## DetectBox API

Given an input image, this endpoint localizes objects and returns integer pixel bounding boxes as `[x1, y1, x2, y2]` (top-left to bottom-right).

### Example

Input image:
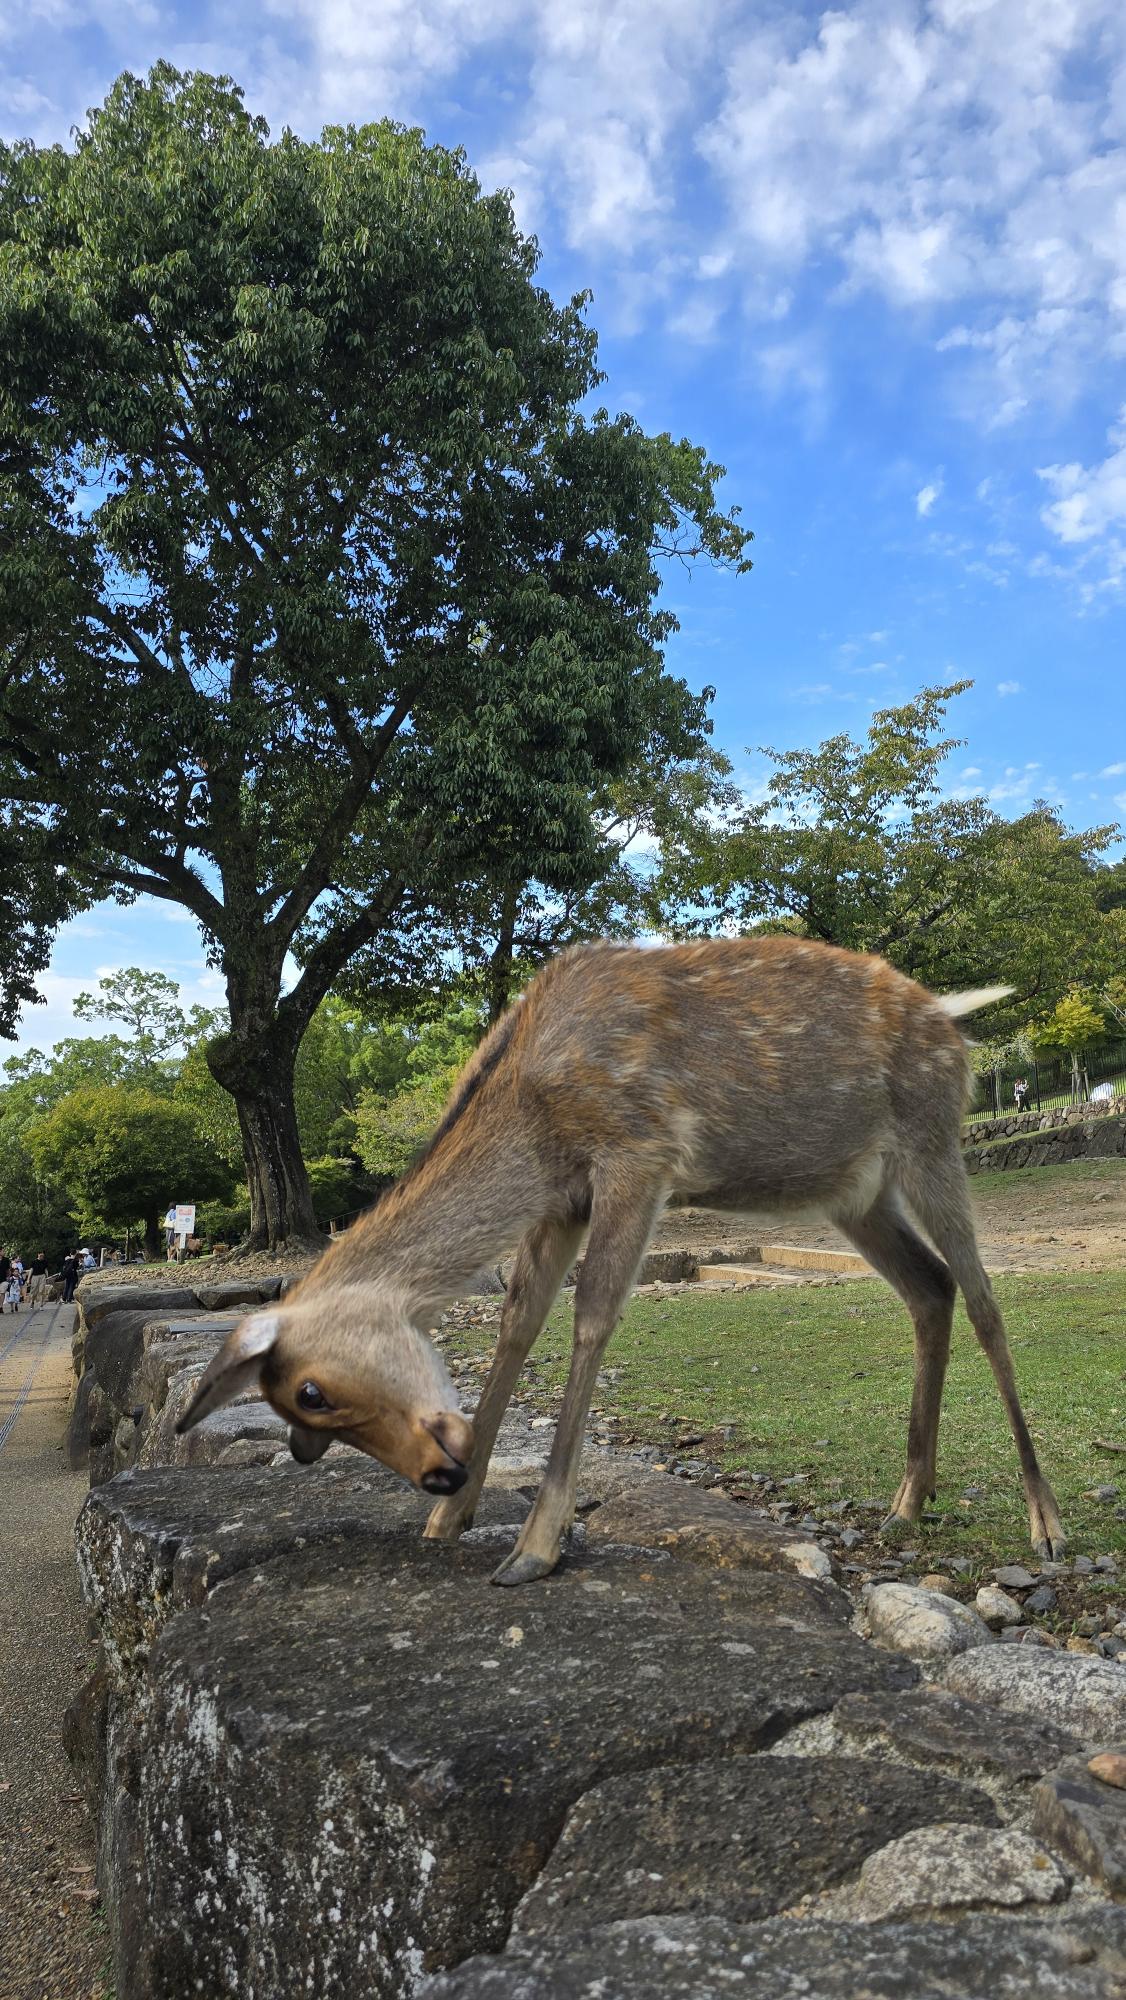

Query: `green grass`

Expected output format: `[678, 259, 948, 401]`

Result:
[442, 1269, 1126, 1569]
[970, 1155, 1126, 1195]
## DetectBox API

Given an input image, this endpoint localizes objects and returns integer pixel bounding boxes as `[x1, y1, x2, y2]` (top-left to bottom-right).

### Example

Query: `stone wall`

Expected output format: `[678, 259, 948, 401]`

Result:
[964, 1094, 1126, 1147]
[66, 1280, 1126, 1999]
[963, 1109, 1126, 1174]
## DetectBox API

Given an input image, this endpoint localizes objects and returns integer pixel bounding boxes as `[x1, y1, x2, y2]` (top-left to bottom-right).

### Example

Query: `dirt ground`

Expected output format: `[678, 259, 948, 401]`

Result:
[651, 1157, 1126, 1275]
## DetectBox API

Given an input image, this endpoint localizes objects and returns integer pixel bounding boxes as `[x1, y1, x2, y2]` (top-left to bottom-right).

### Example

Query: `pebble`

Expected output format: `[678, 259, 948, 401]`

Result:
[976, 1585, 1023, 1629]
[1023, 1585, 1057, 1616]
[863, 1582, 994, 1663]
[994, 1565, 1037, 1591]
[1089, 1753, 1126, 1790]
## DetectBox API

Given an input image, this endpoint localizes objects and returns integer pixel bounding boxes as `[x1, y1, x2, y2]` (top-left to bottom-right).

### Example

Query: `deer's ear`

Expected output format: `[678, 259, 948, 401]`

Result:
[176, 1315, 279, 1434]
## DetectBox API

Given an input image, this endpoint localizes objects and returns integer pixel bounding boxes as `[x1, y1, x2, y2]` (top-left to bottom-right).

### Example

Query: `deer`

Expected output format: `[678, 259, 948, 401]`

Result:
[178, 937, 1067, 1586]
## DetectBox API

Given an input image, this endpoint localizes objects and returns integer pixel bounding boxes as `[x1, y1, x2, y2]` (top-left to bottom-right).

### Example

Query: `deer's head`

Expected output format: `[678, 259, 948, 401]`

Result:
[176, 1290, 473, 1493]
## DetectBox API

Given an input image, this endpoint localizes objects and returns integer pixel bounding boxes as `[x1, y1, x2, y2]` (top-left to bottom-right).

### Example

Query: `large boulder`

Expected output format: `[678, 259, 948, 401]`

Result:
[588, 1482, 834, 1584]
[420, 1910, 1126, 1999]
[95, 1532, 916, 1998]
[941, 1648, 1126, 1743]
[831, 1687, 1083, 1787]
[511, 1754, 995, 1935]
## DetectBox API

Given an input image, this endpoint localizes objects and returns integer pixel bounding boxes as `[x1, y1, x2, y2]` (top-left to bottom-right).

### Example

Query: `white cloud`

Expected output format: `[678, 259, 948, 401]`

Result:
[1039, 407, 1126, 545]
[996, 679, 1022, 696]
[916, 481, 942, 517]
[1100, 761, 1126, 776]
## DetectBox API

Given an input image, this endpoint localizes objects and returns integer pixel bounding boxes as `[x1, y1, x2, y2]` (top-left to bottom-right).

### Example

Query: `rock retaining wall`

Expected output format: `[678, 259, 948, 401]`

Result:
[66, 1281, 1126, 1999]
[963, 1110, 1126, 1173]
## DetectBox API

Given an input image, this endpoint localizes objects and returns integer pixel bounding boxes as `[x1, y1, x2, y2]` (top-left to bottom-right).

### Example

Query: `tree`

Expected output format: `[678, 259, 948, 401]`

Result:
[27, 1085, 234, 1257]
[1033, 991, 1108, 1103]
[353, 998, 482, 1179]
[0, 66, 750, 1248]
[73, 967, 221, 1075]
[655, 684, 1117, 1019]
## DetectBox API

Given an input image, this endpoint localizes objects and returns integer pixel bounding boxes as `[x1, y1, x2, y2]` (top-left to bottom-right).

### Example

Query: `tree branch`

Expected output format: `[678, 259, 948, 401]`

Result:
[265, 689, 416, 946]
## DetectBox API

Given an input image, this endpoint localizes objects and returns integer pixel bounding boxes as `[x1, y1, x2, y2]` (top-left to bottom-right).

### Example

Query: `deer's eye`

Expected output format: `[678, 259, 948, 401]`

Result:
[297, 1381, 330, 1414]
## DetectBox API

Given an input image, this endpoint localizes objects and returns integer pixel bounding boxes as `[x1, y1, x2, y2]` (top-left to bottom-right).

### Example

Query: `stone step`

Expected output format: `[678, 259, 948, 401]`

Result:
[760, 1243, 872, 1274]
[695, 1264, 804, 1286]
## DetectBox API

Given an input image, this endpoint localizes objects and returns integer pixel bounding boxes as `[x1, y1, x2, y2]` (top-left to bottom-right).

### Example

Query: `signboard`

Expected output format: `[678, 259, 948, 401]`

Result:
[165, 1204, 197, 1239]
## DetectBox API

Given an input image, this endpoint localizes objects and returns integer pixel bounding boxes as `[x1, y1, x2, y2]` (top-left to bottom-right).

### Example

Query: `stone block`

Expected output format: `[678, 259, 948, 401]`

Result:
[760, 1243, 870, 1273]
[1034, 1748, 1126, 1898]
[192, 1279, 283, 1312]
[76, 1461, 531, 1673]
[588, 1482, 838, 1586]
[512, 1754, 995, 1935]
[420, 1910, 1126, 1999]
[98, 1534, 916, 1997]
[941, 1649, 1126, 1743]
[850, 1823, 1069, 1920]
[79, 1284, 198, 1328]
[832, 1687, 1082, 1785]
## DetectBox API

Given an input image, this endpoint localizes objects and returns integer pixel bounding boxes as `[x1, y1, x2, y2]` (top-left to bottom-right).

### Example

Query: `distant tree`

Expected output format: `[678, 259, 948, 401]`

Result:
[73, 967, 221, 1075]
[27, 1085, 234, 1257]
[655, 684, 1117, 1020]
[1033, 991, 1108, 1103]
[353, 1001, 482, 1180]
[0, 66, 750, 1248]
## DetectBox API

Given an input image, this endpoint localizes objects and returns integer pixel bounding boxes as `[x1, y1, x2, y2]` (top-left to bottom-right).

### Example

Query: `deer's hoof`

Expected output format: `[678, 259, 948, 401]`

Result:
[1032, 1531, 1069, 1562]
[490, 1549, 557, 1587]
[878, 1512, 913, 1542]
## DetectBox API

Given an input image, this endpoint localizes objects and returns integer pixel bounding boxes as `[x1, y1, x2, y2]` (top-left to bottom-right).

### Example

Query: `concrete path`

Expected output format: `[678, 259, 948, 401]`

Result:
[0, 1300, 105, 1998]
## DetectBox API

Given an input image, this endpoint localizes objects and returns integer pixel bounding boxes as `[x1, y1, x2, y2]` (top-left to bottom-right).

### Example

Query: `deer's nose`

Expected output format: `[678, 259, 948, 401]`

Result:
[421, 1464, 468, 1496]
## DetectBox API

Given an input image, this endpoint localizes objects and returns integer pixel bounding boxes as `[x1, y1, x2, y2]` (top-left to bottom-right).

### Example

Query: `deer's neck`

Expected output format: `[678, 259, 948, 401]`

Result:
[312, 1118, 548, 1320]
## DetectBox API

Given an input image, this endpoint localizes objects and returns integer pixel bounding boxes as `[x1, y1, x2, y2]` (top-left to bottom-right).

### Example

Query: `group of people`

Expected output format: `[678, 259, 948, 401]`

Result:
[0, 1246, 97, 1311]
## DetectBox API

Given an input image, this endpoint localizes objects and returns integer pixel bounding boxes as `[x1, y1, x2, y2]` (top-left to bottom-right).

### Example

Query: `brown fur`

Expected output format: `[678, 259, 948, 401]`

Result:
[179, 938, 1066, 1584]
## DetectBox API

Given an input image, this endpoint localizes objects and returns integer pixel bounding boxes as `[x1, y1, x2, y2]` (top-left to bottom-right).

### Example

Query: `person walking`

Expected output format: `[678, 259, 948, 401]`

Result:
[27, 1251, 50, 1308]
[61, 1250, 79, 1304]
[4, 1266, 22, 1313]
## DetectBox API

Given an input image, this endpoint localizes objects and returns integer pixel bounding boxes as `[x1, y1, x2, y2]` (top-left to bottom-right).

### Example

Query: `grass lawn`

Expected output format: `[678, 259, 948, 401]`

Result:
[441, 1268, 1126, 1574]
[969, 1156, 1126, 1192]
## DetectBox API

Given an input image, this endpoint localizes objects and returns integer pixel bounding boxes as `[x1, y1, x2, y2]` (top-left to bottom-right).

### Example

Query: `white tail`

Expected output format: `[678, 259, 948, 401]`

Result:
[936, 985, 1013, 1020]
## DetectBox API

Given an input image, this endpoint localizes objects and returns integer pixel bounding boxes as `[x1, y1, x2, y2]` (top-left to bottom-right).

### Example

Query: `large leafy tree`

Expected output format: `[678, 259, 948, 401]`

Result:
[27, 1084, 234, 1258]
[0, 66, 750, 1248]
[656, 684, 1117, 1019]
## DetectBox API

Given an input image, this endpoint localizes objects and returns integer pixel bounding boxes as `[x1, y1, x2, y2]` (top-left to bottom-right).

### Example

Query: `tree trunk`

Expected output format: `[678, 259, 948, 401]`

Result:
[144, 1211, 162, 1261]
[206, 1032, 323, 1253]
[486, 882, 519, 1025]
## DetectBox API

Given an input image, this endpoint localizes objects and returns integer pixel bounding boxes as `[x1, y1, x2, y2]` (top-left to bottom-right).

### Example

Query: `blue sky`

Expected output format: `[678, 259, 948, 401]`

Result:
[3, 0, 1125, 1055]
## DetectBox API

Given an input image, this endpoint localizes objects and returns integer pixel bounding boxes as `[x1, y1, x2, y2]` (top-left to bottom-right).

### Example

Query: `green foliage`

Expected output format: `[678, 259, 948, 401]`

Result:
[27, 1084, 234, 1238]
[0, 64, 749, 1241]
[1033, 992, 1108, 1055]
[195, 1195, 251, 1245]
[305, 1155, 366, 1226]
[354, 1074, 453, 1182]
[655, 684, 1117, 1020]
[73, 967, 221, 1075]
[352, 998, 482, 1181]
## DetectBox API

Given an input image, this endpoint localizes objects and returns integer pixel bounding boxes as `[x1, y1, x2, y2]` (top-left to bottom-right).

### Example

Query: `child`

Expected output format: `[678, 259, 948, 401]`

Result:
[5, 1269, 22, 1313]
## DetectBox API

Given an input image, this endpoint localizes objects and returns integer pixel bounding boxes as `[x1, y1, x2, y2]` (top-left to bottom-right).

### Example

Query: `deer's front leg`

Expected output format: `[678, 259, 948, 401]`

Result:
[491, 1182, 665, 1586]
[424, 1218, 584, 1544]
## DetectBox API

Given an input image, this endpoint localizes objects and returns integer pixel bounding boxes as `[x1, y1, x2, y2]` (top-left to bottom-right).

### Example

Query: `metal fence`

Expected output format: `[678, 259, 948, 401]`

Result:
[968, 1038, 1126, 1121]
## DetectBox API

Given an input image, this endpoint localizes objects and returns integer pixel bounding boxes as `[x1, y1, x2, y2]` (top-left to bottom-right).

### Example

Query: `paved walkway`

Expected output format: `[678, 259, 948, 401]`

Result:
[0, 1300, 105, 1998]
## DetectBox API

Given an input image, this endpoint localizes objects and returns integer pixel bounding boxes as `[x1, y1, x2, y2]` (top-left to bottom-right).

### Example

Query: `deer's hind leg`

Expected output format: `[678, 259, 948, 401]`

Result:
[491, 1177, 666, 1587]
[899, 1146, 1067, 1561]
[424, 1216, 586, 1545]
[839, 1187, 957, 1536]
